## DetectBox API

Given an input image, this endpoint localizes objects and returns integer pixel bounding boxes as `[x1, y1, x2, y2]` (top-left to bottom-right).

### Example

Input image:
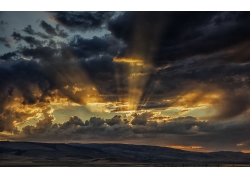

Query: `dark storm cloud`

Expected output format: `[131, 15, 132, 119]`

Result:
[11, 32, 44, 47]
[89, 117, 105, 127]
[67, 35, 124, 59]
[23, 25, 50, 39]
[23, 25, 35, 35]
[47, 40, 57, 48]
[79, 55, 114, 78]
[36, 32, 50, 39]
[0, 58, 64, 130]
[108, 12, 250, 64]
[0, 90, 8, 114]
[21, 46, 56, 59]
[59, 116, 85, 130]
[0, 33, 125, 109]
[68, 35, 109, 58]
[50, 11, 115, 31]
[20, 115, 132, 140]
[22, 36, 44, 48]
[0, 33, 121, 114]
[105, 115, 122, 126]
[40, 20, 57, 36]
[6, 60, 49, 105]
[133, 57, 250, 120]
[0, 52, 17, 60]
[211, 92, 250, 121]
[66, 35, 126, 96]
[108, 12, 250, 112]
[11, 32, 22, 41]
[0, 37, 11, 48]
[55, 24, 68, 38]
[131, 112, 151, 125]
[40, 20, 68, 38]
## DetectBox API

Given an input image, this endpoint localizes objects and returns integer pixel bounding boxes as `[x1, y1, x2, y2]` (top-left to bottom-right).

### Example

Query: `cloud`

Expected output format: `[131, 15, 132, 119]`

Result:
[14, 116, 249, 149]
[0, 15, 249, 133]
[0, 36, 11, 48]
[11, 32, 22, 41]
[132, 116, 201, 135]
[59, 116, 85, 130]
[19, 115, 131, 140]
[22, 107, 54, 134]
[11, 32, 44, 47]
[0, 59, 56, 133]
[22, 36, 44, 48]
[68, 35, 110, 58]
[0, 52, 17, 60]
[108, 12, 250, 64]
[50, 11, 115, 31]
[0, 35, 120, 124]
[40, 20, 57, 36]
[89, 117, 105, 127]
[20, 46, 56, 59]
[23, 25, 35, 35]
[129, 58, 250, 120]
[131, 112, 154, 125]
[23, 25, 50, 39]
[67, 35, 124, 59]
[211, 92, 250, 121]
[105, 115, 122, 126]
[40, 20, 68, 38]
[2, 32, 125, 108]
[2, 12, 250, 151]
[0, 111, 247, 151]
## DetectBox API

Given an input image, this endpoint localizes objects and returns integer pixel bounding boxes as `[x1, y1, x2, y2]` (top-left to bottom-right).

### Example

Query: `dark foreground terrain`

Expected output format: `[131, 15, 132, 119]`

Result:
[0, 141, 250, 167]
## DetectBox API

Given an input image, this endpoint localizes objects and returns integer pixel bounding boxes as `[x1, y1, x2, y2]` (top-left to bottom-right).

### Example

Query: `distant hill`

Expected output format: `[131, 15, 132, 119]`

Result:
[0, 141, 250, 167]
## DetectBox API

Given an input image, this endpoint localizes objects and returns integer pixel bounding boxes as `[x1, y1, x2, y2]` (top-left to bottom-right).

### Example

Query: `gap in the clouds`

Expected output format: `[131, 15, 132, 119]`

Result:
[15, 103, 218, 130]
[51, 104, 127, 124]
[17, 113, 44, 129]
[161, 106, 217, 120]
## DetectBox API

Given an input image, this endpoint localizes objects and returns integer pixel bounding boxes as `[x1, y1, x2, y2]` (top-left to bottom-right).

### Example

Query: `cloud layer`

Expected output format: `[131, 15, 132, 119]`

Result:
[1, 12, 250, 151]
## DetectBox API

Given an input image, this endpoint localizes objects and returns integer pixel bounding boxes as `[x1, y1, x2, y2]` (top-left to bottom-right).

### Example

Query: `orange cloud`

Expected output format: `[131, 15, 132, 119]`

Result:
[172, 89, 223, 108]
[241, 150, 250, 153]
[237, 143, 245, 147]
[166, 145, 212, 152]
[113, 57, 144, 66]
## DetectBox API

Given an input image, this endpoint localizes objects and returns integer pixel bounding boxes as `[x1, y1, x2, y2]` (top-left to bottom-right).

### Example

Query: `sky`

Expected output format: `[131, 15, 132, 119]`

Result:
[1, 11, 250, 152]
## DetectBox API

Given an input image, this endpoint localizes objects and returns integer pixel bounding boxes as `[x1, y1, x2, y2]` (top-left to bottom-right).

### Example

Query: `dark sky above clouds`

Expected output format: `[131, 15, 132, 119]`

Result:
[1, 11, 250, 152]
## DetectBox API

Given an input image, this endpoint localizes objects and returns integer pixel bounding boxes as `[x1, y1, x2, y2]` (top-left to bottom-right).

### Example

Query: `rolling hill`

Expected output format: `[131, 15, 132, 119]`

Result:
[0, 141, 250, 167]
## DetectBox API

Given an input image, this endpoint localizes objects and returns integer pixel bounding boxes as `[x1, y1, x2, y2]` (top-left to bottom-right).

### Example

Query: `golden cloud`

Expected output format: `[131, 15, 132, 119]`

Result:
[166, 145, 212, 152]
